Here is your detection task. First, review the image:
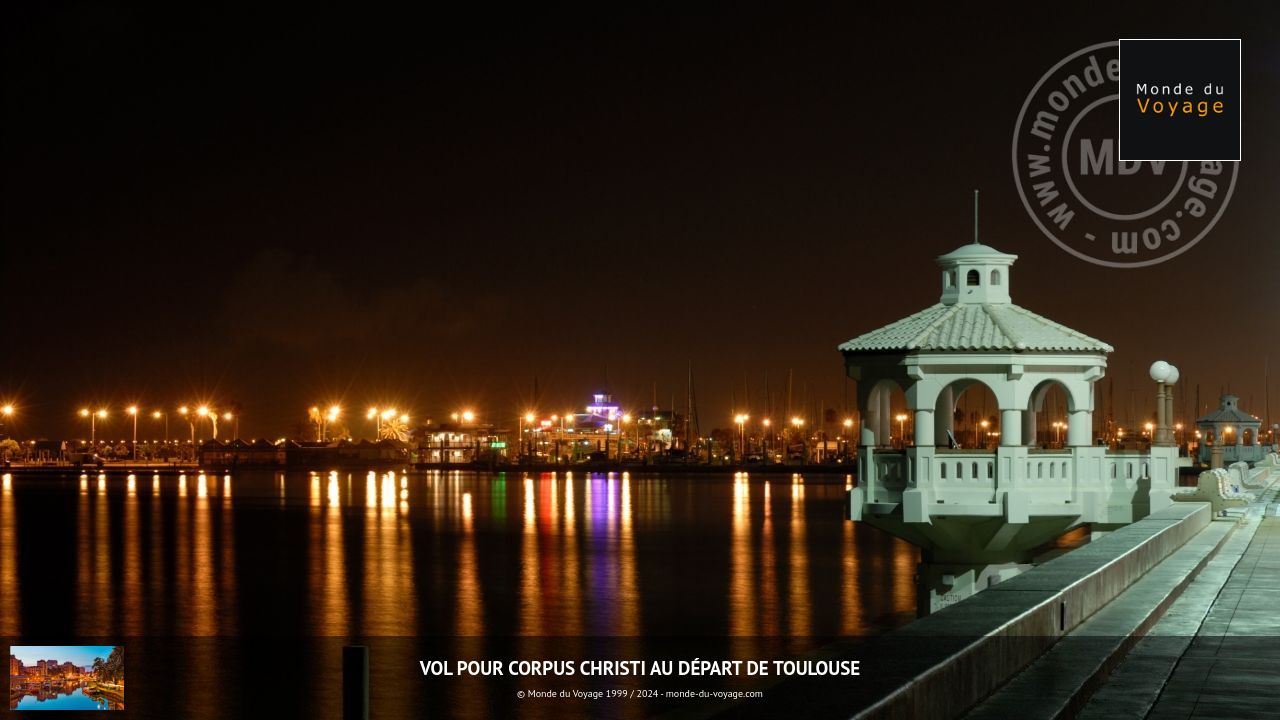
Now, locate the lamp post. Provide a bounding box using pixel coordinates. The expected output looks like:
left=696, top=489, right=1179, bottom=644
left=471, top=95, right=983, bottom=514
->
left=790, top=416, right=805, bottom=463
left=197, top=406, right=217, bottom=440
left=179, top=406, right=196, bottom=447
left=733, top=414, right=748, bottom=461
left=80, top=408, right=107, bottom=445
left=620, top=412, right=631, bottom=462
left=1148, top=361, right=1180, bottom=446
left=1, top=405, right=12, bottom=439
left=979, top=419, right=990, bottom=448
left=521, top=412, right=535, bottom=462
left=842, top=418, right=853, bottom=459
left=223, top=412, right=236, bottom=441
left=895, top=413, right=908, bottom=449
left=762, top=418, right=772, bottom=462
left=552, top=413, right=568, bottom=464
left=326, top=406, right=341, bottom=441
left=127, top=406, right=138, bottom=461
left=152, top=410, right=169, bottom=443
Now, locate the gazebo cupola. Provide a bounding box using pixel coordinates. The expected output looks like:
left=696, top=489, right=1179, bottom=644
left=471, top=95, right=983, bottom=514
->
left=938, top=243, right=1017, bottom=305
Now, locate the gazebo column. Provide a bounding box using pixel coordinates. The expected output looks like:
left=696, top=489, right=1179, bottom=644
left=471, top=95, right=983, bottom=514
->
left=1022, top=409, right=1037, bottom=447
left=914, top=409, right=935, bottom=447
left=934, top=386, right=953, bottom=447
left=1000, top=409, right=1022, bottom=446
left=879, top=390, right=892, bottom=446
left=1067, top=409, right=1092, bottom=447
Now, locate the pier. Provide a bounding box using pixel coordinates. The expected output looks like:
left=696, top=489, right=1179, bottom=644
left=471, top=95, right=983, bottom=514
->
left=705, top=464, right=1279, bottom=719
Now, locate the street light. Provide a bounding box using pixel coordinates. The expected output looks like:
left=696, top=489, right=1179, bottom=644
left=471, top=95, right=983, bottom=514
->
left=790, top=416, right=806, bottom=462
left=223, top=411, right=236, bottom=440
left=325, top=405, right=341, bottom=441
left=619, top=412, right=632, bottom=461
left=734, top=413, right=748, bottom=460
left=197, top=406, right=218, bottom=440
left=80, top=408, right=107, bottom=444
left=979, top=419, right=990, bottom=448
left=127, top=406, right=138, bottom=461
left=895, top=413, right=908, bottom=448
left=179, top=406, right=195, bottom=446
left=519, top=412, right=536, bottom=461
left=152, top=410, right=169, bottom=443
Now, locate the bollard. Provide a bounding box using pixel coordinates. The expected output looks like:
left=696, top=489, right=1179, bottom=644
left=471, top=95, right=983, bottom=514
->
left=343, top=645, right=369, bottom=720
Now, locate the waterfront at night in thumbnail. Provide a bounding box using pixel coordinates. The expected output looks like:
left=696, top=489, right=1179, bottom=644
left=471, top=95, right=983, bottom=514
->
left=9, top=646, right=123, bottom=711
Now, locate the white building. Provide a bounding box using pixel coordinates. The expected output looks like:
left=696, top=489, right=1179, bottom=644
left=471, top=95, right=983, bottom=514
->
left=842, top=242, right=1178, bottom=613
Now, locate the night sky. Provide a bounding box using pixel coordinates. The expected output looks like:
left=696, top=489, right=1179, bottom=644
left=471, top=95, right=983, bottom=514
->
left=3, top=4, right=1279, bottom=440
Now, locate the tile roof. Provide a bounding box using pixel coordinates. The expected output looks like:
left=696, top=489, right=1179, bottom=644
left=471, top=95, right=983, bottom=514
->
left=1196, top=407, right=1259, bottom=424
left=838, top=303, right=1113, bottom=353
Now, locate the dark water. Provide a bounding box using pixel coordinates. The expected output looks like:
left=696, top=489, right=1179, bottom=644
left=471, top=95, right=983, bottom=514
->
left=0, top=470, right=917, bottom=719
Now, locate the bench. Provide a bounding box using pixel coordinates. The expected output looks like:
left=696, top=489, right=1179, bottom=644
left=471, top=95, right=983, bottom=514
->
left=1172, top=468, right=1254, bottom=515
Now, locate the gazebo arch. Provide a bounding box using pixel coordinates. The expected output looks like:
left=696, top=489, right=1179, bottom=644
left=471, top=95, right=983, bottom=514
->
left=863, top=378, right=907, bottom=448
left=931, top=378, right=1002, bottom=449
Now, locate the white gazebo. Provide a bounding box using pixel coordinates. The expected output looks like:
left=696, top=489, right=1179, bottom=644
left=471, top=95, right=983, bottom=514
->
left=843, top=241, right=1178, bottom=613
left=1195, top=394, right=1267, bottom=467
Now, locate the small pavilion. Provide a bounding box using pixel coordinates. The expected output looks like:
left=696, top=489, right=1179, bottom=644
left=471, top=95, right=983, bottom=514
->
left=1195, top=394, right=1265, bottom=466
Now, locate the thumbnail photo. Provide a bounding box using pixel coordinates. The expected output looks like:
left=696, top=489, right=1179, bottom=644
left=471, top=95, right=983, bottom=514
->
left=8, top=646, right=123, bottom=711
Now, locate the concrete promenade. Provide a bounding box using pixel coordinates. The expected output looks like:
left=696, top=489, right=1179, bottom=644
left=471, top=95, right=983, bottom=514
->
left=1079, top=485, right=1280, bottom=719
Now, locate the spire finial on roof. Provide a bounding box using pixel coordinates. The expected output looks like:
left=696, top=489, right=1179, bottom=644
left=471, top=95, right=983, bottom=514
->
left=973, top=189, right=979, bottom=245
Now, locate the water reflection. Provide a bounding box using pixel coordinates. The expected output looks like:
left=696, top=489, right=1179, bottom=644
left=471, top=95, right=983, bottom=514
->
left=5, top=469, right=920, bottom=645
left=0, top=474, right=18, bottom=635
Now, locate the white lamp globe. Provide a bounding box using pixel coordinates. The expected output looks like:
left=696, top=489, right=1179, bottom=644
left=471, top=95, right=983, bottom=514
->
left=1165, top=365, right=1180, bottom=385
left=1149, top=360, right=1171, bottom=383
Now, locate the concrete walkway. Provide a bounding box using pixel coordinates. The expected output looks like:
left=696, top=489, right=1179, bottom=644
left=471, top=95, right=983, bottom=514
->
left=1080, top=485, right=1280, bottom=719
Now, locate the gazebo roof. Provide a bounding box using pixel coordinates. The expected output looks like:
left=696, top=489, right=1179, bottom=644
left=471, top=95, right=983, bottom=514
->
left=839, top=302, right=1113, bottom=354
left=1196, top=395, right=1259, bottom=425
left=936, top=243, right=1018, bottom=263
left=1196, top=407, right=1258, bottom=424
